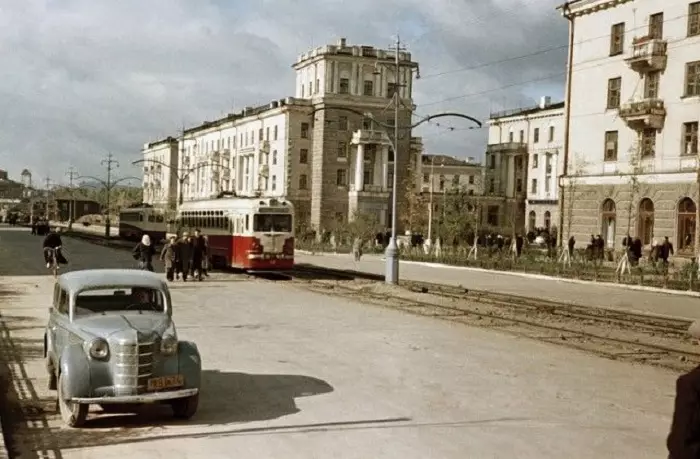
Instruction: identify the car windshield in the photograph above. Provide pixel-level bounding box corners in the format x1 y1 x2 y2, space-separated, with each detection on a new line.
75 287 165 317
253 214 292 232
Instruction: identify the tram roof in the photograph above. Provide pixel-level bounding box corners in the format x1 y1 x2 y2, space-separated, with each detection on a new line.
178 196 293 212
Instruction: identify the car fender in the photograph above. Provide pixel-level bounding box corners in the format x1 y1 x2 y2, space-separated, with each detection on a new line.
177 341 201 389
59 343 91 399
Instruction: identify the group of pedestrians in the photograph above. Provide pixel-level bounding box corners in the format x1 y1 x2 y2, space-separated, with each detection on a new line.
132 229 209 282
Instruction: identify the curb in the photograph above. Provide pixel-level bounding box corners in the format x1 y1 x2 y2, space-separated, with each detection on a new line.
295 250 700 298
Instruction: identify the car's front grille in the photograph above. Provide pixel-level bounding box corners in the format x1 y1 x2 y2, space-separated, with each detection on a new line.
113 339 158 395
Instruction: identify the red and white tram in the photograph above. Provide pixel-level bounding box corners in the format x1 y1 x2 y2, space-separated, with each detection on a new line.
172 195 294 270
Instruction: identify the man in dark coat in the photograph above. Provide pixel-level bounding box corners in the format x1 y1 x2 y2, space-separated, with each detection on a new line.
190 229 206 281
667 321 700 458
176 232 193 281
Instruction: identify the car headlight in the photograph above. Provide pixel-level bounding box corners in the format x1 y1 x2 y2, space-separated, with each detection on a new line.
88 339 109 360
160 336 177 356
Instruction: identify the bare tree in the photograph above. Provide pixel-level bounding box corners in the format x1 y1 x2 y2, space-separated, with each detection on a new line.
558 153 590 267
616 142 643 277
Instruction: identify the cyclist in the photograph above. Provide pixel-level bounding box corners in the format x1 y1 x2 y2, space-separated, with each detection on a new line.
42 227 66 269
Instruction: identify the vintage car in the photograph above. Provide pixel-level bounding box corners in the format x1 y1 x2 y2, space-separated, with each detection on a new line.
44 269 201 427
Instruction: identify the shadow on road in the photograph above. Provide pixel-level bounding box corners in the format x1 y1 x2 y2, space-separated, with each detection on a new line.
83 370 334 429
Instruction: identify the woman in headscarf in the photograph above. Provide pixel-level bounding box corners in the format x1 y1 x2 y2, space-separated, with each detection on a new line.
132 234 156 271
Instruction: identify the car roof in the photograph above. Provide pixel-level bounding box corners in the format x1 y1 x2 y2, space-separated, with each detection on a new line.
58 269 168 293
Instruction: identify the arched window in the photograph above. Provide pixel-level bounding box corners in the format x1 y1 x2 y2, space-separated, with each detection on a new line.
637 198 654 245
601 199 616 248
544 211 551 230
528 211 536 231
678 197 696 251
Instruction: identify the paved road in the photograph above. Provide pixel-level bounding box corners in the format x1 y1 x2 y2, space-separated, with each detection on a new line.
296 252 700 321
0 227 679 458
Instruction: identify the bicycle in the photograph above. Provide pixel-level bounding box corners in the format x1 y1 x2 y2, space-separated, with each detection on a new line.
46 246 61 279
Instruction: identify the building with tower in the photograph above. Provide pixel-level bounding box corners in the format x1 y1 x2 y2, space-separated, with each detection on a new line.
141 37 421 234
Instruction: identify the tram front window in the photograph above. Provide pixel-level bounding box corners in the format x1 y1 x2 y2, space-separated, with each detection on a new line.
253 214 292 232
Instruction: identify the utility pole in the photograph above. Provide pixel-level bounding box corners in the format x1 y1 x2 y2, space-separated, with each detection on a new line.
101 153 119 238
66 167 79 228
385 34 404 284
44 177 52 220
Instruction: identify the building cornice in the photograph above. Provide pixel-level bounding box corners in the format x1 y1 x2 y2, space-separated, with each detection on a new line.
488 109 564 125
558 0 633 18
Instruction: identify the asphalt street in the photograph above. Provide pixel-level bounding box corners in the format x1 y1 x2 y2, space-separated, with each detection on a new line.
0 226 679 458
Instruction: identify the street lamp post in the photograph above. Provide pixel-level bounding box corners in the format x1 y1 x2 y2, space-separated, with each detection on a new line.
308 104 481 284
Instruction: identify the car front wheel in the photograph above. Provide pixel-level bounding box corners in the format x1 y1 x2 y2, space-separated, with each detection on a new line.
57 373 88 427
170 394 199 419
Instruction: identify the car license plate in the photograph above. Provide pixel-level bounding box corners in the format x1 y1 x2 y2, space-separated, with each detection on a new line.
147 375 184 391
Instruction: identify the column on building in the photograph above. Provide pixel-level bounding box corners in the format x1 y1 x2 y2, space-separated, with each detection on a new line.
550 152 558 199
355 143 365 191
381 145 389 190
540 153 548 199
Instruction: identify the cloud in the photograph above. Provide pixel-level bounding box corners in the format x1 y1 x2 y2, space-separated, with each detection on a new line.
0 0 567 185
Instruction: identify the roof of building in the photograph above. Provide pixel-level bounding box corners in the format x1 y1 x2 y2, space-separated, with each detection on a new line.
489 101 565 120
422 154 480 167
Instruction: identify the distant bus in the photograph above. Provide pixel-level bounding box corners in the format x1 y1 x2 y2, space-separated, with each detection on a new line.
118 207 167 242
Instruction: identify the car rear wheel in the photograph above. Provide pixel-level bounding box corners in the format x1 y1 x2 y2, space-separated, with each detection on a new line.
170 394 199 419
57 373 88 427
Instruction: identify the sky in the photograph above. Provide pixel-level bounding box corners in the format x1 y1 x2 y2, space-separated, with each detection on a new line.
0 0 568 187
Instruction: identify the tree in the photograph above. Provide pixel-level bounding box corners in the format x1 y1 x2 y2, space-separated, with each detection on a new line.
558 153 590 267
348 211 384 242
437 185 481 246
616 142 643 277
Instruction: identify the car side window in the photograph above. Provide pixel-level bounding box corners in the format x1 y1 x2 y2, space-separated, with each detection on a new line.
57 289 69 315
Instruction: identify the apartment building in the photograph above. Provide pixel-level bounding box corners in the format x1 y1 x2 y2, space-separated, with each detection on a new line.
484 97 565 234
142 37 420 233
560 0 700 251
420 154 483 195
142 137 179 208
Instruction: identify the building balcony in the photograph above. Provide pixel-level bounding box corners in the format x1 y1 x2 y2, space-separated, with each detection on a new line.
222 168 231 178
625 37 667 73
618 98 666 130
260 140 270 153
351 129 393 146
486 142 527 154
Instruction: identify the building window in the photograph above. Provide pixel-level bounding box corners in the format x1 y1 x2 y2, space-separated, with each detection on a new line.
604 131 619 161
423 173 429 183
301 123 309 138
516 178 522 193
387 82 397 98
508 132 514 143
272 150 278 165
638 198 655 246
469 175 474 184
649 12 664 39
644 71 660 99
338 142 347 159
640 128 656 158
258 129 263 141
339 78 350 94
336 169 347 186
544 211 551 229
533 128 540 143
531 179 538 194
532 154 539 168
601 199 617 249
363 80 373 96
439 175 445 191
274 125 278 140
362 118 372 130
489 155 496 169
308 82 312 96
607 77 621 109
685 61 700 97
301 85 304 97
487 206 499 226
489 178 495 193
610 22 625 55
271 175 277 191
683 122 699 156
678 197 697 250
339 116 348 130
300 148 308 164
548 126 555 142
689 2 700 37
452 175 460 187
315 79 320 93
528 211 536 231
266 127 270 141
519 130 524 143
299 174 308 190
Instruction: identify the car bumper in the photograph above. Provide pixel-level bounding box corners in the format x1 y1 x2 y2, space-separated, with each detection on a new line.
70 388 198 404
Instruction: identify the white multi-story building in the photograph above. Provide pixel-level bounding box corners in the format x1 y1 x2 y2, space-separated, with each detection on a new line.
142 137 179 208
485 97 565 233
560 0 700 251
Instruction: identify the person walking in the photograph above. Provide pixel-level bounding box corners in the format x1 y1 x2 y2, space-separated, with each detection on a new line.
191 228 206 281
132 234 156 271
176 232 193 281
160 236 177 281
201 234 210 277
352 236 363 262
